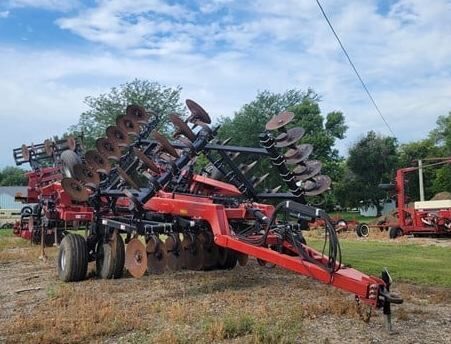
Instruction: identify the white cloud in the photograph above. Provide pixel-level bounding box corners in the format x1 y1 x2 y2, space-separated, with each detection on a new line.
8 0 79 11
0 10 9 18
56 0 193 51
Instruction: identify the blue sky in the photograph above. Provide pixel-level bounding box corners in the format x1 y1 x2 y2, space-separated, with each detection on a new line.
0 0 450 168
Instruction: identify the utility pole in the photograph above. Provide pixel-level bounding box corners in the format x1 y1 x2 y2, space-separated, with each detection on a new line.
418 159 425 201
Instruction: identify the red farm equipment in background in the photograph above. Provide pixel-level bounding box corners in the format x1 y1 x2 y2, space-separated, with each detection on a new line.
379 162 451 239
12 137 93 246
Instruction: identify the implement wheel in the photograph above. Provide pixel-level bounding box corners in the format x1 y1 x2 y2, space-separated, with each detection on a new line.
389 227 403 239
96 231 125 279
356 223 370 238
57 233 88 282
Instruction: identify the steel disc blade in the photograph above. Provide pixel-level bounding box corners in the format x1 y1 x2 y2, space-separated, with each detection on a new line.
165 233 180 252
295 160 322 181
181 234 203 270
304 175 332 196
186 99 211 124
275 127 305 148
21 144 30 161
133 147 159 173
165 234 182 271
125 238 147 278
152 131 179 158
285 144 313 164
198 231 218 270
126 104 149 124
169 113 195 141
265 111 294 131
292 165 307 176
44 139 54 156
116 115 139 135
61 177 89 202
146 237 167 274
85 150 112 174
66 136 77 151
217 247 228 267
106 125 129 147
73 163 100 187
117 166 140 190
237 253 249 266
96 137 121 160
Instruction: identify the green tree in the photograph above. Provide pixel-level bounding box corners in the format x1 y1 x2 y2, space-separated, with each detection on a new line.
69 79 184 149
429 112 451 154
0 166 28 186
337 131 398 215
398 139 442 200
217 89 347 207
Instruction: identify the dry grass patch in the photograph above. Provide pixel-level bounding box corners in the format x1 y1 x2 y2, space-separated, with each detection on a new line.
3 283 146 343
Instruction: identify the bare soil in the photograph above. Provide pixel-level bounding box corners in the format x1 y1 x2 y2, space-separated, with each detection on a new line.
0 245 450 344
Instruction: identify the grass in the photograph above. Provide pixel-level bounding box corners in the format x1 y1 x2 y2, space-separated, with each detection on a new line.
307 238 451 287
329 212 378 223
0 228 14 238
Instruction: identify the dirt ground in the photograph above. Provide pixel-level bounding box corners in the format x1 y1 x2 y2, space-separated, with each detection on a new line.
0 244 450 344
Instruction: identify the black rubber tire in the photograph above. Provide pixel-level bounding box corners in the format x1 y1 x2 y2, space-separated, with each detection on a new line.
57 233 88 282
96 232 125 279
112 233 125 278
60 150 82 178
357 223 370 238
389 227 403 239
21 206 32 216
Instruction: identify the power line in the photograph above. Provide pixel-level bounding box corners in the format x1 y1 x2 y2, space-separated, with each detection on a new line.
314 0 396 137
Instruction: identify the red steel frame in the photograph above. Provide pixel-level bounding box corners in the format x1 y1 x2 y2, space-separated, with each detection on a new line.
145 185 383 306
390 167 450 235
14 169 94 241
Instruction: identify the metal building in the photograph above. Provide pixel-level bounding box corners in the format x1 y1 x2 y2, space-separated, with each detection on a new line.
0 186 27 210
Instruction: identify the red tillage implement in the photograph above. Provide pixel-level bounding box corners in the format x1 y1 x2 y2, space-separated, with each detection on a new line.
14 100 403 330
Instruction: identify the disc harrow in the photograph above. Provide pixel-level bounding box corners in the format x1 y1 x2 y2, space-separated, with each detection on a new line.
12 98 403 329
